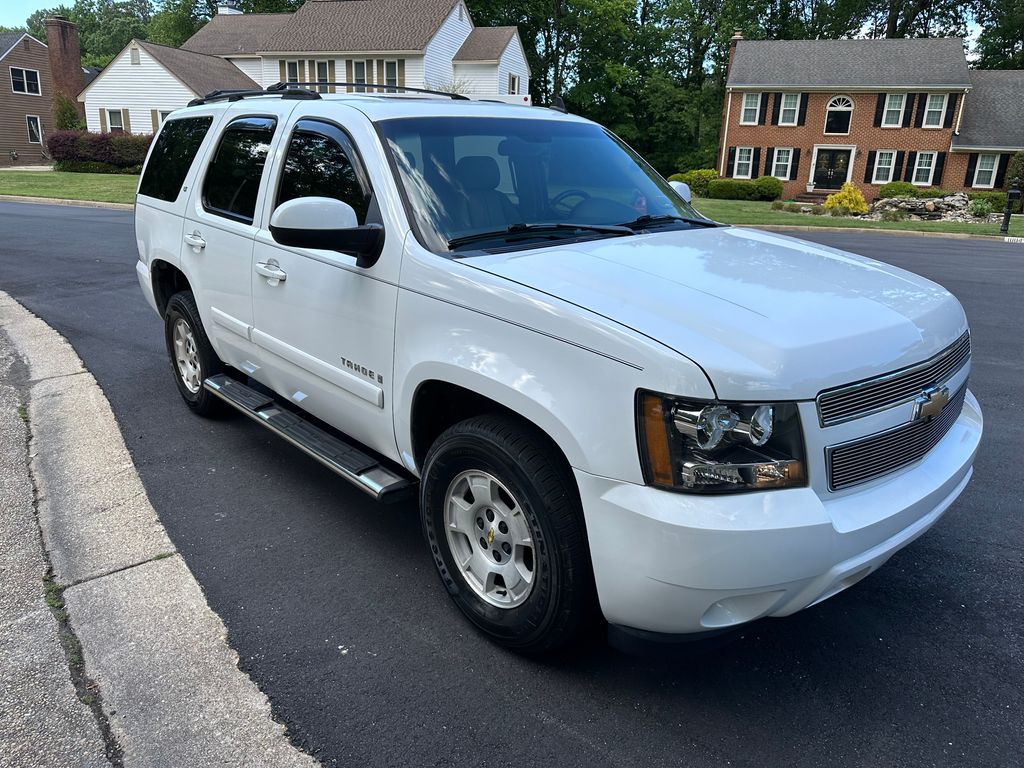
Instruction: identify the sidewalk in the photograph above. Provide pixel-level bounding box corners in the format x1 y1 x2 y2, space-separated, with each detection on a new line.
0 293 318 767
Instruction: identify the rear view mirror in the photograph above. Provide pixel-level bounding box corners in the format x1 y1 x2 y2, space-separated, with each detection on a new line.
669 180 692 204
269 196 384 268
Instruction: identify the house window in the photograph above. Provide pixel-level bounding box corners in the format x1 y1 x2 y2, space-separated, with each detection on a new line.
384 60 398 92
923 94 946 128
508 73 520 95
913 151 936 185
130 47 140 65
778 93 799 126
26 115 42 144
973 154 998 188
824 96 854 134
10 67 41 95
108 109 124 133
734 147 754 179
881 93 905 127
873 150 896 184
285 60 299 83
740 93 761 125
159 111 173 123
353 60 367 92
772 147 792 179
315 60 329 93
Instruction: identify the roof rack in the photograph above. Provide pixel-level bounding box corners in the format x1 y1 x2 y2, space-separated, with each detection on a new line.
188 86 320 107
268 81 471 100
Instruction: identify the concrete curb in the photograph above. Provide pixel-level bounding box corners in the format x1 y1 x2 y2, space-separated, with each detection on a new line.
0 292 318 767
738 223 1020 242
0 195 133 211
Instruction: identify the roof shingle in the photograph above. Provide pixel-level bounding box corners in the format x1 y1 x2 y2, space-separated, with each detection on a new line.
0 32 28 61
181 13 289 56
136 40 258 96
954 70 1024 151
728 38 971 89
453 26 516 62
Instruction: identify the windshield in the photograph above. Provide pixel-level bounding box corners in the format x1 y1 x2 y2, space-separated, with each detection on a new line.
377 116 709 253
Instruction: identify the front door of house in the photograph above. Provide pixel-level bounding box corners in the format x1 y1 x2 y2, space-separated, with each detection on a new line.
814 149 851 189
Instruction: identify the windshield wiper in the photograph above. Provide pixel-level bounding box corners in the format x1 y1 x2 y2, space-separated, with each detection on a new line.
618 214 718 230
447 222 633 250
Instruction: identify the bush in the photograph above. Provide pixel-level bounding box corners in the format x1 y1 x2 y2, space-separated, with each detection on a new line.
878 180 916 198
53 93 86 131
670 169 718 198
968 198 994 217
771 200 785 210
810 205 826 215
753 175 784 201
970 191 1022 214
824 182 868 214
46 130 152 172
707 178 758 200
880 209 908 222
784 203 803 213
829 205 851 217
1005 151 1024 190
53 160 140 174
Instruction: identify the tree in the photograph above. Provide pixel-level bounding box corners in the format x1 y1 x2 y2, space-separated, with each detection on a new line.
148 0 206 47
973 0 1024 68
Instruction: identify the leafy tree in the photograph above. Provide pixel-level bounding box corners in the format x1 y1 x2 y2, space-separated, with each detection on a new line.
0 25 29 35
973 0 1024 68
148 0 206 46
54 91 87 130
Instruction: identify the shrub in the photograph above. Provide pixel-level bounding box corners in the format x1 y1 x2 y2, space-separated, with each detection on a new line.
46 130 152 172
810 205 826 215
829 205 851 217
968 198 994 217
53 93 86 131
783 203 803 213
824 182 868 214
707 178 758 200
753 175 784 201
676 169 718 198
970 191 1022 214
880 209 908 222
1005 151 1024 190
53 160 140 174
878 180 916 198
771 200 785 210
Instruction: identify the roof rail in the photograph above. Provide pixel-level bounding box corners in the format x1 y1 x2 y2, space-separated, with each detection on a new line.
267 81 470 101
188 86 321 107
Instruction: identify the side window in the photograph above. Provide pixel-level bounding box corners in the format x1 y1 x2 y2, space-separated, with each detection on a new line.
276 120 371 223
139 116 214 202
203 116 277 224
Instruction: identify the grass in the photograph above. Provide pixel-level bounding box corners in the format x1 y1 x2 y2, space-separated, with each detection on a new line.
694 198 1022 236
0 170 137 204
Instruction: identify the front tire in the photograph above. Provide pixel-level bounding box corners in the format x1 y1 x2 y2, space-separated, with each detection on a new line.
421 415 595 653
163 291 225 416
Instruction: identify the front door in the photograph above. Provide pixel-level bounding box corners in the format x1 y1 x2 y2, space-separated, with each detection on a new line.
813 149 851 189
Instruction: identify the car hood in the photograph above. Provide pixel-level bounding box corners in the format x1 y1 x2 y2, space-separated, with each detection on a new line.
467 227 967 400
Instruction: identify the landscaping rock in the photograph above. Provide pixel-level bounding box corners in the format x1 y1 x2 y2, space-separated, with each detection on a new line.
865 192 982 222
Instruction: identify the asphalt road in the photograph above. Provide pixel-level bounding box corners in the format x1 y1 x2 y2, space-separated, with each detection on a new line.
1 201 1021 768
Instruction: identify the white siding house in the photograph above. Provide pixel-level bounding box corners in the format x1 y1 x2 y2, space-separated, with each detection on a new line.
423 2 474 91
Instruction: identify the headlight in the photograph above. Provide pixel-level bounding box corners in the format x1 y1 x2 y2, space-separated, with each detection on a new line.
636 391 806 493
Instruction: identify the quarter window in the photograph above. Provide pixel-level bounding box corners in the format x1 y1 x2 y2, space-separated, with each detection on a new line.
740 93 761 125
139 116 214 202
772 147 792 180
973 154 997 188
825 96 854 135
277 122 371 223
881 93 905 127
873 150 895 184
734 146 754 179
26 115 42 144
778 93 799 125
203 117 277 223
913 151 936 186
10 67 41 95
923 94 946 128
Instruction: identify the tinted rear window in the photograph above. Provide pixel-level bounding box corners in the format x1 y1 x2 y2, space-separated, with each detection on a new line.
138 116 213 202
203 116 277 224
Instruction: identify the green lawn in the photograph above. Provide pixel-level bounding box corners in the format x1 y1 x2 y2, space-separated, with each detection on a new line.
0 171 137 204
693 198 1021 236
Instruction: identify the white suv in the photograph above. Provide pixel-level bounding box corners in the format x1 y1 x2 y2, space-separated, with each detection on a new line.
134 86 982 653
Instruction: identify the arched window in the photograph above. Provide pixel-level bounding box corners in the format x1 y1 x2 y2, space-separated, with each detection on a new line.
825 95 854 135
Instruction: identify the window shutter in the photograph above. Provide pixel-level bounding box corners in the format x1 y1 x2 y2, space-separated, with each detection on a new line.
328 60 336 93
751 147 761 178
864 150 876 183
757 94 768 125
797 93 808 126
150 110 158 132
122 109 131 134
99 109 107 133
994 154 1010 188
770 93 781 125
726 147 736 177
789 148 800 180
914 93 926 127
765 147 775 176
943 93 958 128
345 60 353 92
933 152 946 185
894 150 905 180
278 60 286 82
902 94 915 127
397 59 405 87
964 153 978 187
873 94 885 127
904 151 917 182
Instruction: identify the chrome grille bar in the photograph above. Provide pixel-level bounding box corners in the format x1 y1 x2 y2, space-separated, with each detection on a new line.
826 385 966 491
817 331 970 426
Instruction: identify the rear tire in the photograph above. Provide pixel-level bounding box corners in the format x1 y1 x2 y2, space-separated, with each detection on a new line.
163 291 225 417
420 414 596 654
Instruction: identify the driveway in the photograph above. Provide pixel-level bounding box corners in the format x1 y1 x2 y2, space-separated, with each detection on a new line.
0 201 1020 767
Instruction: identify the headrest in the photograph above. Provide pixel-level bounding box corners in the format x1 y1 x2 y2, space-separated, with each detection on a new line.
455 156 500 190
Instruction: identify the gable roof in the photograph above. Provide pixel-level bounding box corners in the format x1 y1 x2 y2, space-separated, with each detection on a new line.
136 40 258 95
0 32 46 61
180 12 289 56
454 26 516 62
260 0 459 53
954 70 1024 151
728 38 972 89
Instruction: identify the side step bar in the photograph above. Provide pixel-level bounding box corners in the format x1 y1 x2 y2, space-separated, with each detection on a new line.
203 374 415 502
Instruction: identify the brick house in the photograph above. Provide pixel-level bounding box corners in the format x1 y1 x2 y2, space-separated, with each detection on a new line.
717 35 1024 200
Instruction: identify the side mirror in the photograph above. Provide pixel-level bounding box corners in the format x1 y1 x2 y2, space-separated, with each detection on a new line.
669 180 692 204
269 196 384 268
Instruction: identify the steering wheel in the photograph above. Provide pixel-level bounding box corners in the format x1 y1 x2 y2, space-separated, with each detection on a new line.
550 189 591 217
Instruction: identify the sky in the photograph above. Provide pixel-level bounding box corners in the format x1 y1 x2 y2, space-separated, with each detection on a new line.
1 0 57 29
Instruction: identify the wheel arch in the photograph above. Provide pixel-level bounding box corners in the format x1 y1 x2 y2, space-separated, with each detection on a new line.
150 259 193 315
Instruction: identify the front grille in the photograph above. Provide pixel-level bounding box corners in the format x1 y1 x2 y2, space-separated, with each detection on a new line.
817 331 970 427
826 384 966 491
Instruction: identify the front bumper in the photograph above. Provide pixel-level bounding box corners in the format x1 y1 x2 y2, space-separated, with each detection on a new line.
577 390 982 635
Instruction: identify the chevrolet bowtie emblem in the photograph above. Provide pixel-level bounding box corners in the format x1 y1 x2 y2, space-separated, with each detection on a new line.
913 384 950 421
487 527 495 545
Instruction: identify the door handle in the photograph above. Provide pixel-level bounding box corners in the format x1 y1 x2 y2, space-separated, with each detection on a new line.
255 261 287 283
183 231 206 249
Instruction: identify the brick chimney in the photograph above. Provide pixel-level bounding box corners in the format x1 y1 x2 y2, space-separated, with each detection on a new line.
726 30 743 78
44 16 85 119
